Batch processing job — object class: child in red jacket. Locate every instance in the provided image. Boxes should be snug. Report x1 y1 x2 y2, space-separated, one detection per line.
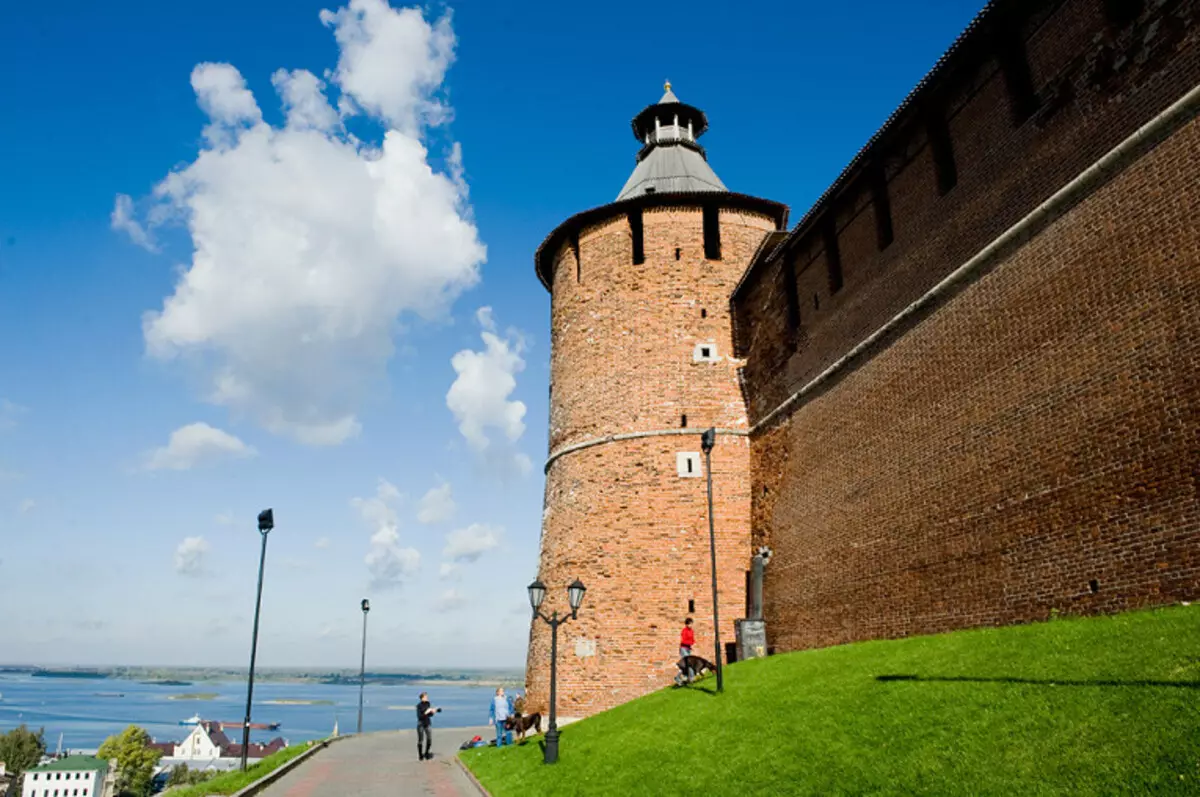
680 617 695 658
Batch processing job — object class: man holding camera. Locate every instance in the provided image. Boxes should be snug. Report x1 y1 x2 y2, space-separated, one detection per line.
415 691 440 760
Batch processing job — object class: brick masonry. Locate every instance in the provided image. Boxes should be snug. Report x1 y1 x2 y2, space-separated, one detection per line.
737 0 1200 652
525 207 775 716
527 0 1200 717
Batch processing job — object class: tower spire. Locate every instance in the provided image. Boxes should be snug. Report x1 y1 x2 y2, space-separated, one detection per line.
616 84 726 200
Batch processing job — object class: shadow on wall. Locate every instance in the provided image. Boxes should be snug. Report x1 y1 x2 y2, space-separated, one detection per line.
875 674 1200 689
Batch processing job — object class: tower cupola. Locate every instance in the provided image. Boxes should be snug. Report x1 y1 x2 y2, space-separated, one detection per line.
617 82 727 200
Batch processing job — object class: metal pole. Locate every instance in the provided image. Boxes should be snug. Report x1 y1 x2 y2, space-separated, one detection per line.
544 613 560 764
704 441 724 692
241 529 270 770
357 609 368 734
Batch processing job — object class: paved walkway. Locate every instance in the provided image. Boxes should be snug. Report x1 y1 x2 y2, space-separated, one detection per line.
257 727 490 797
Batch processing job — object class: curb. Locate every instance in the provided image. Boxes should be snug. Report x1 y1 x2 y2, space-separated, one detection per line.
229 735 346 797
455 755 491 796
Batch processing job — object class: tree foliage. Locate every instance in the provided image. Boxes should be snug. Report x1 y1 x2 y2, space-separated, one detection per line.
166 763 215 787
0 724 46 792
97 725 162 797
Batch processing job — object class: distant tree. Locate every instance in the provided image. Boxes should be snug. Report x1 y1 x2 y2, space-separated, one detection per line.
0 724 46 793
97 726 162 797
166 763 214 787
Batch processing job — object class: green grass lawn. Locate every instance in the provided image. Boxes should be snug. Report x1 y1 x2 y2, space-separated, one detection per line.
462 605 1200 796
163 740 318 796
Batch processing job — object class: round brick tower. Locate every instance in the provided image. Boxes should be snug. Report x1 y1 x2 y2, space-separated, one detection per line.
525 84 788 718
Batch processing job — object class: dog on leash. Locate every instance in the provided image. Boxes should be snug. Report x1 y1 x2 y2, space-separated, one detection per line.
503 712 543 742
675 655 717 685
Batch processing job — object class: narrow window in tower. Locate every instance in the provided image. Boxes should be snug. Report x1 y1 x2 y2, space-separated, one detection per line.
693 343 719 362
814 293 820 310
688 599 696 614
675 247 682 261
680 414 688 428
823 218 844 294
629 209 645 265
700 308 707 318
703 205 722 260
571 233 581 282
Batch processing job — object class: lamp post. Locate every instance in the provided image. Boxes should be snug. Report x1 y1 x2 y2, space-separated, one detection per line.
357 598 370 734
241 508 274 771
701 429 724 693
528 578 586 765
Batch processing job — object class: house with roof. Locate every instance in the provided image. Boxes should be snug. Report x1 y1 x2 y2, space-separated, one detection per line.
151 721 285 776
20 755 113 797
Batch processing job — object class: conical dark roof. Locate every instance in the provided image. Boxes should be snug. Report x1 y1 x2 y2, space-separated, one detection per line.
618 83 723 200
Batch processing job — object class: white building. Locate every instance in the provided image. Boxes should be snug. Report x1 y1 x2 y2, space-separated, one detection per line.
173 722 227 761
21 756 112 797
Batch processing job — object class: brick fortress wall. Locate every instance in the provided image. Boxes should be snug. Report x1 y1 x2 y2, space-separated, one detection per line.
525 207 777 717
733 0 1200 652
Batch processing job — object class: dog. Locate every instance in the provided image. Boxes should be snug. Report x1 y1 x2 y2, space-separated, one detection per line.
503 712 543 742
675 655 717 685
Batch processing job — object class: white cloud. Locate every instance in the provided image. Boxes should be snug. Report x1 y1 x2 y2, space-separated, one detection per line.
315 536 332 549
111 194 157 251
17 498 35 515
416 481 455 524
215 512 235 526
145 422 256 471
353 478 419 589
442 522 501 562
434 588 467 612
319 0 456 133
438 562 460 580
0 399 27 431
123 2 485 446
271 68 340 132
174 536 210 575
446 308 530 474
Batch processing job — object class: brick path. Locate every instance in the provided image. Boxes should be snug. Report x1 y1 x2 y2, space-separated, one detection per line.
257 727 490 797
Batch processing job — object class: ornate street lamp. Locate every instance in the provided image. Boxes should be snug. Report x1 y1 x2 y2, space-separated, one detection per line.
241 508 274 771
528 578 587 764
357 598 370 734
701 429 724 692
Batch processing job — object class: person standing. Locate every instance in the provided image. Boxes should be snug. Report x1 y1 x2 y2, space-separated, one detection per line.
415 691 438 760
676 617 696 685
488 687 514 747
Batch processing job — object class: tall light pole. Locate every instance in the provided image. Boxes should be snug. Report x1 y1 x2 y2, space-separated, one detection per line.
357 598 370 734
241 508 274 771
528 578 587 765
701 429 724 692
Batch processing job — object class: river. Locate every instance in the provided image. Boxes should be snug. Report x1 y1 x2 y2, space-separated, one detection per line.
0 673 511 750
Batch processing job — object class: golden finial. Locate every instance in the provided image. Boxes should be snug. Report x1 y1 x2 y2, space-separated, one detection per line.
664 80 672 92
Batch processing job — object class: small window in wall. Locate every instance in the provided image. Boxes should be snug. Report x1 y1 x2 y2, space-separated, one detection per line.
629 209 645 265
813 293 820 310
677 452 702 478
693 342 719 363
702 205 722 260
688 598 696 614
700 308 707 318
680 414 688 428
675 247 682 260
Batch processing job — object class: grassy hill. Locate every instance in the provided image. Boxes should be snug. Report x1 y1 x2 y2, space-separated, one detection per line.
461 605 1200 796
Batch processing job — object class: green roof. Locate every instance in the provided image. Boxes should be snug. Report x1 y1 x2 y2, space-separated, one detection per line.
29 755 108 773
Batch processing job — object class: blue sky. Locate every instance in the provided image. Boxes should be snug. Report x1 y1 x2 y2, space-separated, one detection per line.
0 0 983 669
